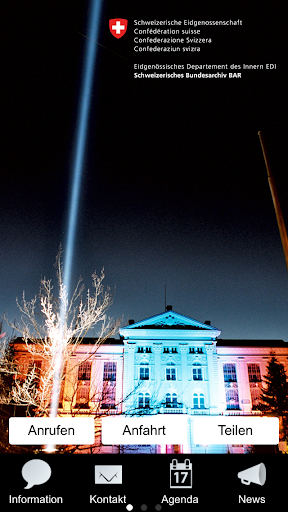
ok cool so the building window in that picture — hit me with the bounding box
[138,392,150,409]
[192,365,202,381]
[166,363,176,381]
[225,388,239,409]
[58,362,67,406]
[166,393,178,408]
[193,393,205,409]
[78,361,91,381]
[223,363,239,409]
[189,347,203,354]
[103,362,116,381]
[101,381,116,409]
[139,363,149,380]
[199,393,205,408]
[248,363,261,383]
[137,347,152,353]
[223,363,237,382]
[248,364,261,408]
[250,387,261,408]
[28,360,42,389]
[101,362,116,409]
[75,361,91,408]
[75,386,90,408]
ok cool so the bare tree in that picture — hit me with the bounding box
[55,380,144,454]
[1,251,120,417]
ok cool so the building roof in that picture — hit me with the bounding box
[121,310,220,331]
[119,310,222,341]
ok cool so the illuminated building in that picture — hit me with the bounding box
[12,306,288,453]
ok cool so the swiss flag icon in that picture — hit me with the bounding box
[109,19,128,39]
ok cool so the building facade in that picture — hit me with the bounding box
[12,307,288,453]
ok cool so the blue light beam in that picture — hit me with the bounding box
[63,0,103,300]
[48,0,103,428]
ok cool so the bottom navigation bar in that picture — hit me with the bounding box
[2,453,287,509]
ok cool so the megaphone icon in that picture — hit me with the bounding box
[237,463,266,486]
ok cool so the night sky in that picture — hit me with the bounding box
[1,1,288,340]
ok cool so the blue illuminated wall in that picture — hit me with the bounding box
[119,309,288,454]
[120,311,222,418]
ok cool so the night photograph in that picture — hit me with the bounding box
[0,0,287,508]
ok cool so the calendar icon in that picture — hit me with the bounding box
[170,459,192,489]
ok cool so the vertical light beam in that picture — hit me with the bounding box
[48,0,103,431]
[64,0,103,301]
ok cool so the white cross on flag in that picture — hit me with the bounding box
[109,19,128,39]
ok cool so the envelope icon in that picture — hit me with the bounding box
[95,465,122,484]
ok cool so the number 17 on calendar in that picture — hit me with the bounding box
[170,459,192,489]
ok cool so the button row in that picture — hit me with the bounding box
[9,415,279,445]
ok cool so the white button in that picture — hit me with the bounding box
[9,417,95,445]
[102,415,188,445]
[193,416,279,445]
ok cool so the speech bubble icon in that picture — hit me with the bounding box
[22,459,51,489]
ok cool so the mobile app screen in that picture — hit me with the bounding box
[0,0,287,509]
